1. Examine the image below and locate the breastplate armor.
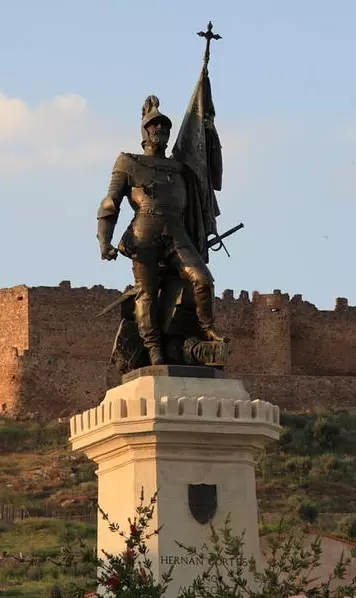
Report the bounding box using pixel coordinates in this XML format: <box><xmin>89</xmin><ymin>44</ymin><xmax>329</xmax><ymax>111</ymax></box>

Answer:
<box><xmin>131</xmin><ymin>171</ymin><xmax>186</xmax><ymax>215</ymax></box>
<box><xmin>114</xmin><ymin>152</ymin><xmax>186</xmax><ymax>216</ymax></box>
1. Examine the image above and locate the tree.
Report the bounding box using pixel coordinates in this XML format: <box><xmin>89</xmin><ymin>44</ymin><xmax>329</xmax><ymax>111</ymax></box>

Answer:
<box><xmin>177</xmin><ymin>518</ymin><xmax>356</xmax><ymax>598</ymax></box>
<box><xmin>4</xmin><ymin>493</ymin><xmax>356</xmax><ymax>597</ymax></box>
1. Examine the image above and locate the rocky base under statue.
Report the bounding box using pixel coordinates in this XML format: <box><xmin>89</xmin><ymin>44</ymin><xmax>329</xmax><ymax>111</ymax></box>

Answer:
<box><xmin>99</xmin><ymin>277</ymin><xmax>230</xmax><ymax>380</ymax></box>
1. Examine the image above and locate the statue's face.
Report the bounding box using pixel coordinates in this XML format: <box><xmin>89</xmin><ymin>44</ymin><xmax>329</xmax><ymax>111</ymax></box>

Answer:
<box><xmin>146</xmin><ymin>118</ymin><xmax>170</xmax><ymax>150</ymax></box>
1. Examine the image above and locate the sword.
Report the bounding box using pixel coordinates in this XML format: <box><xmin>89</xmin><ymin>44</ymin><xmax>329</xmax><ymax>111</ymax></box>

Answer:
<box><xmin>96</xmin><ymin>223</ymin><xmax>244</xmax><ymax>318</ymax></box>
<box><xmin>208</xmin><ymin>222</ymin><xmax>244</xmax><ymax>257</ymax></box>
<box><xmin>95</xmin><ymin>286</ymin><xmax>137</xmax><ymax>319</ymax></box>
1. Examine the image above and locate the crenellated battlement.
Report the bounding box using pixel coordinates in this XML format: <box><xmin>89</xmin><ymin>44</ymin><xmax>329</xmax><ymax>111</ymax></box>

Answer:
<box><xmin>70</xmin><ymin>394</ymin><xmax>280</xmax><ymax>438</ymax></box>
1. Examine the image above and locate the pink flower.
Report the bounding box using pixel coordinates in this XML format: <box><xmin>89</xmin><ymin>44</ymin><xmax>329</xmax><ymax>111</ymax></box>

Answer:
<box><xmin>123</xmin><ymin>548</ymin><xmax>136</xmax><ymax>563</ymax></box>
<box><xmin>138</xmin><ymin>567</ymin><xmax>148</xmax><ymax>584</ymax></box>
<box><xmin>105</xmin><ymin>574</ymin><xmax>120</xmax><ymax>590</ymax></box>
<box><xmin>130</xmin><ymin>523</ymin><xmax>138</xmax><ymax>535</ymax></box>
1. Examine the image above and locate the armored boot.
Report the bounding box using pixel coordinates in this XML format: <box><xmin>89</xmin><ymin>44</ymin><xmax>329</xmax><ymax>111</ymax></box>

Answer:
<box><xmin>148</xmin><ymin>346</ymin><xmax>165</xmax><ymax>366</ymax></box>
<box><xmin>202</xmin><ymin>328</ymin><xmax>228</xmax><ymax>343</ymax></box>
<box><xmin>193</xmin><ymin>278</ymin><xmax>228</xmax><ymax>342</ymax></box>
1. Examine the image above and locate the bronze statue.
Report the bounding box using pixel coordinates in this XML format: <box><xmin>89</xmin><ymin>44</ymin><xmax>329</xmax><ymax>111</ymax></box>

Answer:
<box><xmin>97</xmin><ymin>23</ymin><xmax>243</xmax><ymax>373</ymax></box>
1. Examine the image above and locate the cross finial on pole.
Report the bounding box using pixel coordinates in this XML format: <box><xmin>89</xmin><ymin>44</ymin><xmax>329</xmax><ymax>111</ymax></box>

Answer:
<box><xmin>197</xmin><ymin>21</ymin><xmax>222</xmax><ymax>71</ymax></box>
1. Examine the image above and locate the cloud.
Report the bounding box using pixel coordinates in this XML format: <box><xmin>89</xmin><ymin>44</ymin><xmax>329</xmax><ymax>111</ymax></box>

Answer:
<box><xmin>0</xmin><ymin>91</ymin><xmax>135</xmax><ymax>174</ymax></box>
<box><xmin>0</xmin><ymin>89</ymin><xmax>302</xmax><ymax>179</ymax></box>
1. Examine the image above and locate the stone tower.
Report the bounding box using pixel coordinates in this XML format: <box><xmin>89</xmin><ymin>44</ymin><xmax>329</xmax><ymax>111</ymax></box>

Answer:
<box><xmin>253</xmin><ymin>289</ymin><xmax>291</xmax><ymax>375</ymax></box>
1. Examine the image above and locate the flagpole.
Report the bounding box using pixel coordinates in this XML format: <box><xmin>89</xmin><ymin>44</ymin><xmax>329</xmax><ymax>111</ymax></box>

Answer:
<box><xmin>196</xmin><ymin>21</ymin><xmax>222</xmax><ymax>72</ymax></box>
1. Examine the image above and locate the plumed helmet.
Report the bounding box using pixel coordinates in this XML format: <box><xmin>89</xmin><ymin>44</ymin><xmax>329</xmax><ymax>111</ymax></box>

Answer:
<box><xmin>141</xmin><ymin>95</ymin><xmax>172</xmax><ymax>146</ymax></box>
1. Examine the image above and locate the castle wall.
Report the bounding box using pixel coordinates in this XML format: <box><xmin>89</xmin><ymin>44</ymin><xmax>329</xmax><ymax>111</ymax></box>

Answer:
<box><xmin>218</xmin><ymin>291</ymin><xmax>356</xmax><ymax>379</ymax></box>
<box><xmin>243</xmin><ymin>374</ymin><xmax>356</xmax><ymax>413</ymax></box>
<box><xmin>290</xmin><ymin>298</ymin><xmax>356</xmax><ymax>376</ymax></box>
<box><xmin>6</xmin><ymin>281</ymin><xmax>124</xmax><ymax>419</ymax></box>
<box><xmin>17</xmin><ymin>352</ymin><xmax>110</xmax><ymax>419</ymax></box>
<box><xmin>28</xmin><ymin>282</ymin><xmax>121</xmax><ymax>359</ymax></box>
<box><xmin>0</xmin><ymin>286</ymin><xmax>29</xmax><ymax>353</ymax></box>
<box><xmin>253</xmin><ymin>290</ymin><xmax>291</xmax><ymax>375</ymax></box>
<box><xmin>2</xmin><ymin>282</ymin><xmax>356</xmax><ymax>418</ymax></box>
<box><xmin>0</xmin><ymin>287</ymin><xmax>29</xmax><ymax>414</ymax></box>
<box><xmin>215</xmin><ymin>290</ymin><xmax>255</xmax><ymax>376</ymax></box>
<box><xmin>0</xmin><ymin>347</ymin><xmax>22</xmax><ymax>415</ymax></box>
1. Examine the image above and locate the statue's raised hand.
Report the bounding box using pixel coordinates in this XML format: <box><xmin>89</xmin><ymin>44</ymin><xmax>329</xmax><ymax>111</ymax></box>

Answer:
<box><xmin>101</xmin><ymin>244</ymin><xmax>118</xmax><ymax>261</ymax></box>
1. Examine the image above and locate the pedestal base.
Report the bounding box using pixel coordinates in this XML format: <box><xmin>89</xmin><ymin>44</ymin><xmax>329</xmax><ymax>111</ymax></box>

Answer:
<box><xmin>70</xmin><ymin>374</ymin><xmax>280</xmax><ymax>597</ymax></box>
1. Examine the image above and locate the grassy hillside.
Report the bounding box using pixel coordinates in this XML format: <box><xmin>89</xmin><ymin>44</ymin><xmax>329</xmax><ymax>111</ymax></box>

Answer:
<box><xmin>256</xmin><ymin>410</ymin><xmax>356</xmax><ymax>536</ymax></box>
<box><xmin>1</xmin><ymin>410</ymin><xmax>356</xmax><ymax>595</ymax></box>
<box><xmin>0</xmin><ymin>419</ymin><xmax>97</xmax><ymax>597</ymax></box>
<box><xmin>0</xmin><ymin>519</ymin><xmax>96</xmax><ymax>597</ymax></box>
<box><xmin>0</xmin><ymin>419</ymin><xmax>97</xmax><ymax>519</ymax></box>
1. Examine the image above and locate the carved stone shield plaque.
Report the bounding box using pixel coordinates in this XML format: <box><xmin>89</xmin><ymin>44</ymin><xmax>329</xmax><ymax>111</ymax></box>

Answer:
<box><xmin>188</xmin><ymin>484</ymin><xmax>217</xmax><ymax>524</ymax></box>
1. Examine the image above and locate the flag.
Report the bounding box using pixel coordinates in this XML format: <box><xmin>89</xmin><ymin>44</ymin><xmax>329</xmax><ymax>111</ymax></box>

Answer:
<box><xmin>172</xmin><ymin>66</ymin><xmax>223</xmax><ymax>263</ymax></box>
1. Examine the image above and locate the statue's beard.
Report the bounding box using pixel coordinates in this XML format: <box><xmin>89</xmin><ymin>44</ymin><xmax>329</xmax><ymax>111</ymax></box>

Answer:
<box><xmin>148</xmin><ymin>132</ymin><xmax>169</xmax><ymax>151</ymax></box>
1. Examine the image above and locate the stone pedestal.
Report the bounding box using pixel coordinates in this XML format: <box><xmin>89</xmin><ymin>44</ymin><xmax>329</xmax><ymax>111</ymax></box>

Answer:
<box><xmin>69</xmin><ymin>368</ymin><xmax>280</xmax><ymax>597</ymax></box>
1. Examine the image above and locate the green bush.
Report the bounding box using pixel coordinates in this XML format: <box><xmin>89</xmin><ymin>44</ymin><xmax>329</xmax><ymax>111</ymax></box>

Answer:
<box><xmin>280</xmin><ymin>413</ymin><xmax>310</xmax><ymax>429</ymax></box>
<box><xmin>298</xmin><ymin>501</ymin><xmax>319</xmax><ymax>523</ymax></box>
<box><xmin>313</xmin><ymin>417</ymin><xmax>341</xmax><ymax>450</ymax></box>
<box><xmin>0</xmin><ymin>418</ymin><xmax>69</xmax><ymax>452</ymax></box>
<box><xmin>284</xmin><ymin>455</ymin><xmax>312</xmax><ymax>475</ymax></box>
<box><xmin>0</xmin><ymin>424</ymin><xmax>30</xmax><ymax>451</ymax></box>
<box><xmin>337</xmin><ymin>514</ymin><xmax>356</xmax><ymax>539</ymax></box>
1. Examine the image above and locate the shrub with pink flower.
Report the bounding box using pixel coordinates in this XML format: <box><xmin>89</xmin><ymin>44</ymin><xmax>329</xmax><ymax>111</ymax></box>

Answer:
<box><xmin>94</xmin><ymin>489</ymin><xmax>173</xmax><ymax>597</ymax></box>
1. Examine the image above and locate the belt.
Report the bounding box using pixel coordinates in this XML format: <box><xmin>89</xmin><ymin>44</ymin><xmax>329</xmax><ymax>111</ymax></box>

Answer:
<box><xmin>137</xmin><ymin>207</ymin><xmax>184</xmax><ymax>218</ymax></box>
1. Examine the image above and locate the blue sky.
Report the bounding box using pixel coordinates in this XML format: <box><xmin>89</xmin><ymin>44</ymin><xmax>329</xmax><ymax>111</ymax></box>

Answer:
<box><xmin>0</xmin><ymin>0</ymin><xmax>355</xmax><ymax>308</ymax></box>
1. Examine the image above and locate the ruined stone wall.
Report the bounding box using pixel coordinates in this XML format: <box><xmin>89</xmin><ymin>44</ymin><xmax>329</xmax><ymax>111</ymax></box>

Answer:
<box><xmin>217</xmin><ymin>290</ymin><xmax>356</xmax><ymax>379</ymax></box>
<box><xmin>243</xmin><ymin>374</ymin><xmax>356</xmax><ymax>413</ymax></box>
<box><xmin>0</xmin><ymin>286</ymin><xmax>29</xmax><ymax>413</ymax></box>
<box><xmin>253</xmin><ymin>290</ymin><xmax>292</xmax><ymax>375</ymax></box>
<box><xmin>16</xmin><ymin>281</ymin><xmax>124</xmax><ymax>418</ymax></box>
<box><xmin>2</xmin><ymin>282</ymin><xmax>356</xmax><ymax>418</ymax></box>
<box><xmin>0</xmin><ymin>282</ymin><xmax>124</xmax><ymax>417</ymax></box>
<box><xmin>0</xmin><ymin>347</ymin><xmax>22</xmax><ymax>414</ymax></box>
<box><xmin>0</xmin><ymin>286</ymin><xmax>29</xmax><ymax>353</ymax></box>
<box><xmin>290</xmin><ymin>296</ymin><xmax>356</xmax><ymax>376</ymax></box>
<box><xmin>215</xmin><ymin>289</ymin><xmax>255</xmax><ymax>377</ymax></box>
<box><xmin>17</xmin><ymin>352</ymin><xmax>110</xmax><ymax>419</ymax></box>
<box><xmin>28</xmin><ymin>281</ymin><xmax>121</xmax><ymax>359</ymax></box>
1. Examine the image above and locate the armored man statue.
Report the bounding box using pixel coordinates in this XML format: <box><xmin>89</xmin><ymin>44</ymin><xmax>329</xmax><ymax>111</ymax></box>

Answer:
<box><xmin>97</xmin><ymin>23</ymin><xmax>241</xmax><ymax>373</ymax></box>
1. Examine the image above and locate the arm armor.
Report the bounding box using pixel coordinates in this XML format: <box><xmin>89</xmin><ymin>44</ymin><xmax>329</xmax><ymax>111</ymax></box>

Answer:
<box><xmin>97</xmin><ymin>169</ymin><xmax>130</xmax><ymax>219</ymax></box>
<box><xmin>97</xmin><ymin>162</ymin><xmax>130</xmax><ymax>250</ymax></box>
<box><xmin>97</xmin><ymin>195</ymin><xmax>119</xmax><ymax>219</ymax></box>
<box><xmin>97</xmin><ymin>215</ymin><xmax>117</xmax><ymax>249</ymax></box>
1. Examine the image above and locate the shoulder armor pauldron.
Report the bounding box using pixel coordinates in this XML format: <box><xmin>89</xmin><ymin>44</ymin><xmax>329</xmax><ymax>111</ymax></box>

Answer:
<box><xmin>112</xmin><ymin>152</ymin><xmax>182</xmax><ymax>187</ymax></box>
